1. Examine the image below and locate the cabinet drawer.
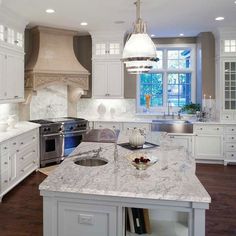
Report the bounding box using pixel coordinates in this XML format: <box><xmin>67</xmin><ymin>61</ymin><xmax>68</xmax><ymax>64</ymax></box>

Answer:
<box><xmin>0</xmin><ymin>153</ymin><xmax>9</xmax><ymax>173</ymax></box>
<box><xmin>222</xmin><ymin>113</ymin><xmax>234</xmax><ymax>121</ymax></box>
<box><xmin>94</xmin><ymin>122</ymin><xmax>122</xmax><ymax>130</ymax></box>
<box><xmin>225</xmin><ymin>152</ymin><xmax>236</xmax><ymax>160</ymax></box>
<box><xmin>18</xmin><ymin>159</ymin><xmax>37</xmax><ymax>177</ymax></box>
<box><xmin>225</xmin><ymin>126</ymin><xmax>236</xmax><ymax>133</ymax></box>
<box><xmin>194</xmin><ymin>125</ymin><xmax>223</xmax><ymax>134</ymax></box>
<box><xmin>0</xmin><ymin>170</ymin><xmax>9</xmax><ymax>191</ymax></box>
<box><xmin>225</xmin><ymin>135</ymin><xmax>236</xmax><ymax>142</ymax></box>
<box><xmin>0</xmin><ymin>142</ymin><xmax>9</xmax><ymax>155</ymax></box>
<box><xmin>18</xmin><ymin>131</ymin><xmax>37</xmax><ymax>150</ymax></box>
<box><xmin>18</xmin><ymin>146</ymin><xmax>38</xmax><ymax>169</ymax></box>
<box><xmin>225</xmin><ymin>143</ymin><xmax>236</xmax><ymax>151</ymax></box>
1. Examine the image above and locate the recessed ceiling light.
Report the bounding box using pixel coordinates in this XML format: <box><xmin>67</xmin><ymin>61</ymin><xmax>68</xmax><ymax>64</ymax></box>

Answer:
<box><xmin>235</xmin><ymin>1</ymin><xmax>236</xmax><ymax>4</ymax></box>
<box><xmin>215</xmin><ymin>17</ymin><xmax>224</xmax><ymax>21</ymax></box>
<box><xmin>46</xmin><ymin>9</ymin><xmax>55</xmax><ymax>14</ymax></box>
<box><xmin>151</xmin><ymin>34</ymin><xmax>155</xmax><ymax>37</ymax></box>
<box><xmin>179</xmin><ymin>33</ymin><xmax>184</xmax><ymax>36</ymax></box>
<box><xmin>80</xmin><ymin>22</ymin><xmax>88</xmax><ymax>26</ymax></box>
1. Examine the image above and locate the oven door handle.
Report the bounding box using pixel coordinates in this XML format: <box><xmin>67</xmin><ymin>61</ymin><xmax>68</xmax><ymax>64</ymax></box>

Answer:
<box><xmin>61</xmin><ymin>130</ymin><xmax>88</xmax><ymax>136</ymax></box>
<box><xmin>42</xmin><ymin>133</ymin><xmax>61</xmax><ymax>137</ymax></box>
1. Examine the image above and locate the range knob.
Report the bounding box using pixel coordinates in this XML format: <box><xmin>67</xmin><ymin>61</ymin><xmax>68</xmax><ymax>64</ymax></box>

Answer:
<box><xmin>70</xmin><ymin>126</ymin><xmax>74</xmax><ymax>131</ymax></box>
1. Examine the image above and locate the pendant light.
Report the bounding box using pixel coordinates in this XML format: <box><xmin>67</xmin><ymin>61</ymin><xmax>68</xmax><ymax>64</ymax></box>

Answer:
<box><xmin>122</xmin><ymin>0</ymin><xmax>158</xmax><ymax>74</ymax></box>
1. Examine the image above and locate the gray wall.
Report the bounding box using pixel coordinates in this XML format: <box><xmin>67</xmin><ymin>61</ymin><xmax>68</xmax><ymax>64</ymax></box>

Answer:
<box><xmin>73</xmin><ymin>35</ymin><xmax>92</xmax><ymax>98</ymax></box>
<box><xmin>196</xmin><ymin>32</ymin><xmax>215</xmax><ymax>102</ymax></box>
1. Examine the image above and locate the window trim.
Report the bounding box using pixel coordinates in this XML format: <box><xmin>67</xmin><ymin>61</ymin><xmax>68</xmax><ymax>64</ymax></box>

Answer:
<box><xmin>136</xmin><ymin>43</ymin><xmax>196</xmax><ymax>114</ymax></box>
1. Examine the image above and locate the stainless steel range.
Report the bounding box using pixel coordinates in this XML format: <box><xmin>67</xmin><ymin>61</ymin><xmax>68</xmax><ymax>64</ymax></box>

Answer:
<box><xmin>30</xmin><ymin>117</ymin><xmax>88</xmax><ymax>167</ymax></box>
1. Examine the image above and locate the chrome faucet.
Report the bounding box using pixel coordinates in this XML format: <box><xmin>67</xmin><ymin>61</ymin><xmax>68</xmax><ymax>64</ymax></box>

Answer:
<box><xmin>167</xmin><ymin>100</ymin><xmax>171</xmax><ymax>116</ymax></box>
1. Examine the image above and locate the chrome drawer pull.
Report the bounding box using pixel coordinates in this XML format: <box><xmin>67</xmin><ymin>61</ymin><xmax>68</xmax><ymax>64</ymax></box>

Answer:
<box><xmin>232</xmin><ymin>154</ymin><xmax>234</xmax><ymax>157</ymax></box>
<box><xmin>231</xmin><ymin>145</ymin><xmax>234</xmax><ymax>148</ymax></box>
<box><xmin>13</xmin><ymin>142</ymin><xmax>16</xmax><ymax>145</ymax></box>
<box><xmin>21</xmin><ymin>142</ymin><xmax>24</xmax><ymax>145</ymax></box>
<box><xmin>4</xmin><ymin>180</ymin><xmax>8</xmax><ymax>183</ymax></box>
<box><xmin>4</xmin><ymin>147</ymin><xmax>7</xmax><ymax>150</ymax></box>
<box><xmin>4</xmin><ymin>162</ymin><xmax>8</xmax><ymax>165</ymax></box>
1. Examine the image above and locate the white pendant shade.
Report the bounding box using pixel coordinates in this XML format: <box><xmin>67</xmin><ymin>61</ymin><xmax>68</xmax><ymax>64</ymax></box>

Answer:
<box><xmin>122</xmin><ymin>33</ymin><xmax>157</xmax><ymax>59</ymax></box>
<box><xmin>122</xmin><ymin>0</ymin><xmax>158</xmax><ymax>74</ymax></box>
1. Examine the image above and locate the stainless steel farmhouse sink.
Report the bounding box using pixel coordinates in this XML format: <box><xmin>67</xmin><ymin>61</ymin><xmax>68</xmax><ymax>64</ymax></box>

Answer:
<box><xmin>151</xmin><ymin>119</ymin><xmax>193</xmax><ymax>133</ymax></box>
<box><xmin>74</xmin><ymin>158</ymin><xmax>108</xmax><ymax>167</ymax></box>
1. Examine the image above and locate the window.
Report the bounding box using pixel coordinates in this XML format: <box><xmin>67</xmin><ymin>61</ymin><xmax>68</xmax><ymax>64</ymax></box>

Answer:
<box><xmin>137</xmin><ymin>44</ymin><xmax>196</xmax><ymax>113</ymax></box>
<box><xmin>0</xmin><ymin>25</ymin><xmax>4</xmax><ymax>41</ymax></box>
<box><xmin>224</xmin><ymin>40</ymin><xmax>236</xmax><ymax>53</ymax></box>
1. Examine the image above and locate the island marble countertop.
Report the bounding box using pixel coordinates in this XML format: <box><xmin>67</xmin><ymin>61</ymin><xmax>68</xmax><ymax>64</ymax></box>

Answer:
<box><xmin>39</xmin><ymin>133</ymin><xmax>211</xmax><ymax>203</ymax></box>
<box><xmin>0</xmin><ymin>121</ymin><xmax>41</xmax><ymax>143</ymax></box>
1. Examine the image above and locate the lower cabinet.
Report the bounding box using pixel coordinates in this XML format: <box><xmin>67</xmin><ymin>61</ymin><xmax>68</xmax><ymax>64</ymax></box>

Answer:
<box><xmin>224</xmin><ymin>125</ymin><xmax>236</xmax><ymax>165</ymax></box>
<box><xmin>193</xmin><ymin>124</ymin><xmax>224</xmax><ymax>161</ymax></box>
<box><xmin>58</xmin><ymin>202</ymin><xmax>117</xmax><ymax>236</ymax></box>
<box><xmin>194</xmin><ymin>135</ymin><xmax>224</xmax><ymax>160</ymax></box>
<box><xmin>0</xmin><ymin>128</ymin><xmax>39</xmax><ymax>201</ymax></box>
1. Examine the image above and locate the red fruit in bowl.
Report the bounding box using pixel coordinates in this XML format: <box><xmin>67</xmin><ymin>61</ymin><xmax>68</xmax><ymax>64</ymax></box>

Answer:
<box><xmin>140</xmin><ymin>156</ymin><xmax>144</xmax><ymax>161</ymax></box>
<box><xmin>134</xmin><ymin>158</ymin><xmax>140</xmax><ymax>164</ymax></box>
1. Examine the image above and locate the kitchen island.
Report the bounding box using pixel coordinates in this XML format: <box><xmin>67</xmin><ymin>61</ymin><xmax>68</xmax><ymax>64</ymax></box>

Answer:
<box><xmin>39</xmin><ymin>133</ymin><xmax>211</xmax><ymax>236</ymax></box>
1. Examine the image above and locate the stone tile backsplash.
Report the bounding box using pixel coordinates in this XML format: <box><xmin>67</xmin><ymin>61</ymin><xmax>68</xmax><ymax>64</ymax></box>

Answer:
<box><xmin>77</xmin><ymin>99</ymin><xmax>136</xmax><ymax>120</ymax></box>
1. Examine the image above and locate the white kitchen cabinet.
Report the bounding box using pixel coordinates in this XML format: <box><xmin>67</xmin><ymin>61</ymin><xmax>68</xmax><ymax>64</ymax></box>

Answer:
<box><xmin>0</xmin><ymin>47</ymin><xmax>24</xmax><ymax>102</ymax></box>
<box><xmin>91</xmin><ymin>32</ymin><xmax>123</xmax><ymax>60</ymax></box>
<box><xmin>5</xmin><ymin>53</ymin><xmax>24</xmax><ymax>100</ymax></box>
<box><xmin>92</xmin><ymin>60</ymin><xmax>124</xmax><ymax>98</ymax></box>
<box><xmin>215</xmin><ymin>30</ymin><xmax>236</xmax><ymax>122</ymax></box>
<box><xmin>0</xmin><ymin>128</ymin><xmax>39</xmax><ymax>202</ymax></box>
<box><xmin>0</xmin><ymin>51</ymin><xmax>6</xmax><ymax>99</ymax></box>
<box><xmin>194</xmin><ymin>125</ymin><xmax>224</xmax><ymax>160</ymax></box>
<box><xmin>224</xmin><ymin>125</ymin><xmax>236</xmax><ymax>165</ymax></box>
<box><xmin>91</xmin><ymin>32</ymin><xmax>124</xmax><ymax>99</ymax></box>
<box><xmin>58</xmin><ymin>202</ymin><xmax>117</xmax><ymax>236</ymax></box>
<box><xmin>0</xmin><ymin>11</ymin><xmax>26</xmax><ymax>103</ymax></box>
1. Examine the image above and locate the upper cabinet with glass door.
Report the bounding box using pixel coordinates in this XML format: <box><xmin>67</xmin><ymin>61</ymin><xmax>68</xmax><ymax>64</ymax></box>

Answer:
<box><xmin>91</xmin><ymin>32</ymin><xmax>124</xmax><ymax>60</ymax></box>
<box><xmin>0</xmin><ymin>24</ymin><xmax>24</xmax><ymax>50</ymax></box>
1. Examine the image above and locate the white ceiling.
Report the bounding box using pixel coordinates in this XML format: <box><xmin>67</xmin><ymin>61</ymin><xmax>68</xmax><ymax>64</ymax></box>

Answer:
<box><xmin>2</xmin><ymin>0</ymin><xmax>236</xmax><ymax>37</ymax></box>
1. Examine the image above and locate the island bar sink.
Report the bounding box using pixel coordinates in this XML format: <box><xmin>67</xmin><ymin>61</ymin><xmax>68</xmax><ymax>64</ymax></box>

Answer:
<box><xmin>151</xmin><ymin>120</ymin><xmax>193</xmax><ymax>133</ymax></box>
<box><xmin>74</xmin><ymin>158</ymin><xmax>108</xmax><ymax>167</ymax></box>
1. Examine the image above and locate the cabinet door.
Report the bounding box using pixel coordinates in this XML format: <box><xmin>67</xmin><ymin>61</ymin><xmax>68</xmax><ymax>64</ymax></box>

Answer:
<box><xmin>58</xmin><ymin>202</ymin><xmax>117</xmax><ymax>236</ymax></box>
<box><xmin>0</xmin><ymin>52</ymin><xmax>6</xmax><ymax>99</ymax></box>
<box><xmin>93</xmin><ymin>62</ymin><xmax>107</xmax><ymax>97</ymax></box>
<box><xmin>107</xmin><ymin>61</ymin><xmax>123</xmax><ymax>98</ymax></box>
<box><xmin>195</xmin><ymin>135</ymin><xmax>224</xmax><ymax>160</ymax></box>
<box><xmin>6</xmin><ymin>54</ymin><xmax>24</xmax><ymax>100</ymax></box>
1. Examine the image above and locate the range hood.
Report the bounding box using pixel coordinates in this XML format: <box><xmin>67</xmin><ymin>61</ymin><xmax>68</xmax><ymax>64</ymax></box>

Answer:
<box><xmin>25</xmin><ymin>26</ymin><xmax>90</xmax><ymax>103</ymax></box>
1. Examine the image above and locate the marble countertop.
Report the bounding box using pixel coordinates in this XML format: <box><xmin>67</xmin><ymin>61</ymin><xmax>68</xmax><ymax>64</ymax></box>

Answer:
<box><xmin>40</xmin><ymin>133</ymin><xmax>211</xmax><ymax>204</ymax></box>
<box><xmin>84</xmin><ymin>116</ymin><xmax>236</xmax><ymax>125</ymax></box>
<box><xmin>0</xmin><ymin>121</ymin><xmax>41</xmax><ymax>143</ymax></box>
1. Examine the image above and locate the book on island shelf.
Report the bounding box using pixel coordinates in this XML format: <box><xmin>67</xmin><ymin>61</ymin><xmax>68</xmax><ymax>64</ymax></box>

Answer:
<box><xmin>127</xmin><ymin>208</ymin><xmax>152</xmax><ymax>235</ymax></box>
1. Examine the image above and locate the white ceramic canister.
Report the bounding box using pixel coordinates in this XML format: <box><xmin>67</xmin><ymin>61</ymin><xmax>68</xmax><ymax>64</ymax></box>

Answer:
<box><xmin>129</xmin><ymin>128</ymin><xmax>145</xmax><ymax>147</ymax></box>
<box><xmin>7</xmin><ymin>115</ymin><xmax>17</xmax><ymax>129</ymax></box>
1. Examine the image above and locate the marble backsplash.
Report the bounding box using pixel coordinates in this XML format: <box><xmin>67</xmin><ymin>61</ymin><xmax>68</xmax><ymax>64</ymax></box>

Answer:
<box><xmin>77</xmin><ymin>98</ymin><xmax>136</xmax><ymax>120</ymax></box>
<box><xmin>30</xmin><ymin>84</ymin><xmax>68</xmax><ymax>120</ymax></box>
<box><xmin>0</xmin><ymin>103</ymin><xmax>19</xmax><ymax>122</ymax></box>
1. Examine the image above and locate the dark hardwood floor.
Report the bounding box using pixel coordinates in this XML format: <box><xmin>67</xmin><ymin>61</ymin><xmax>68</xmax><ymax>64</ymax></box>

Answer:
<box><xmin>0</xmin><ymin>164</ymin><xmax>236</xmax><ymax>236</ymax></box>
